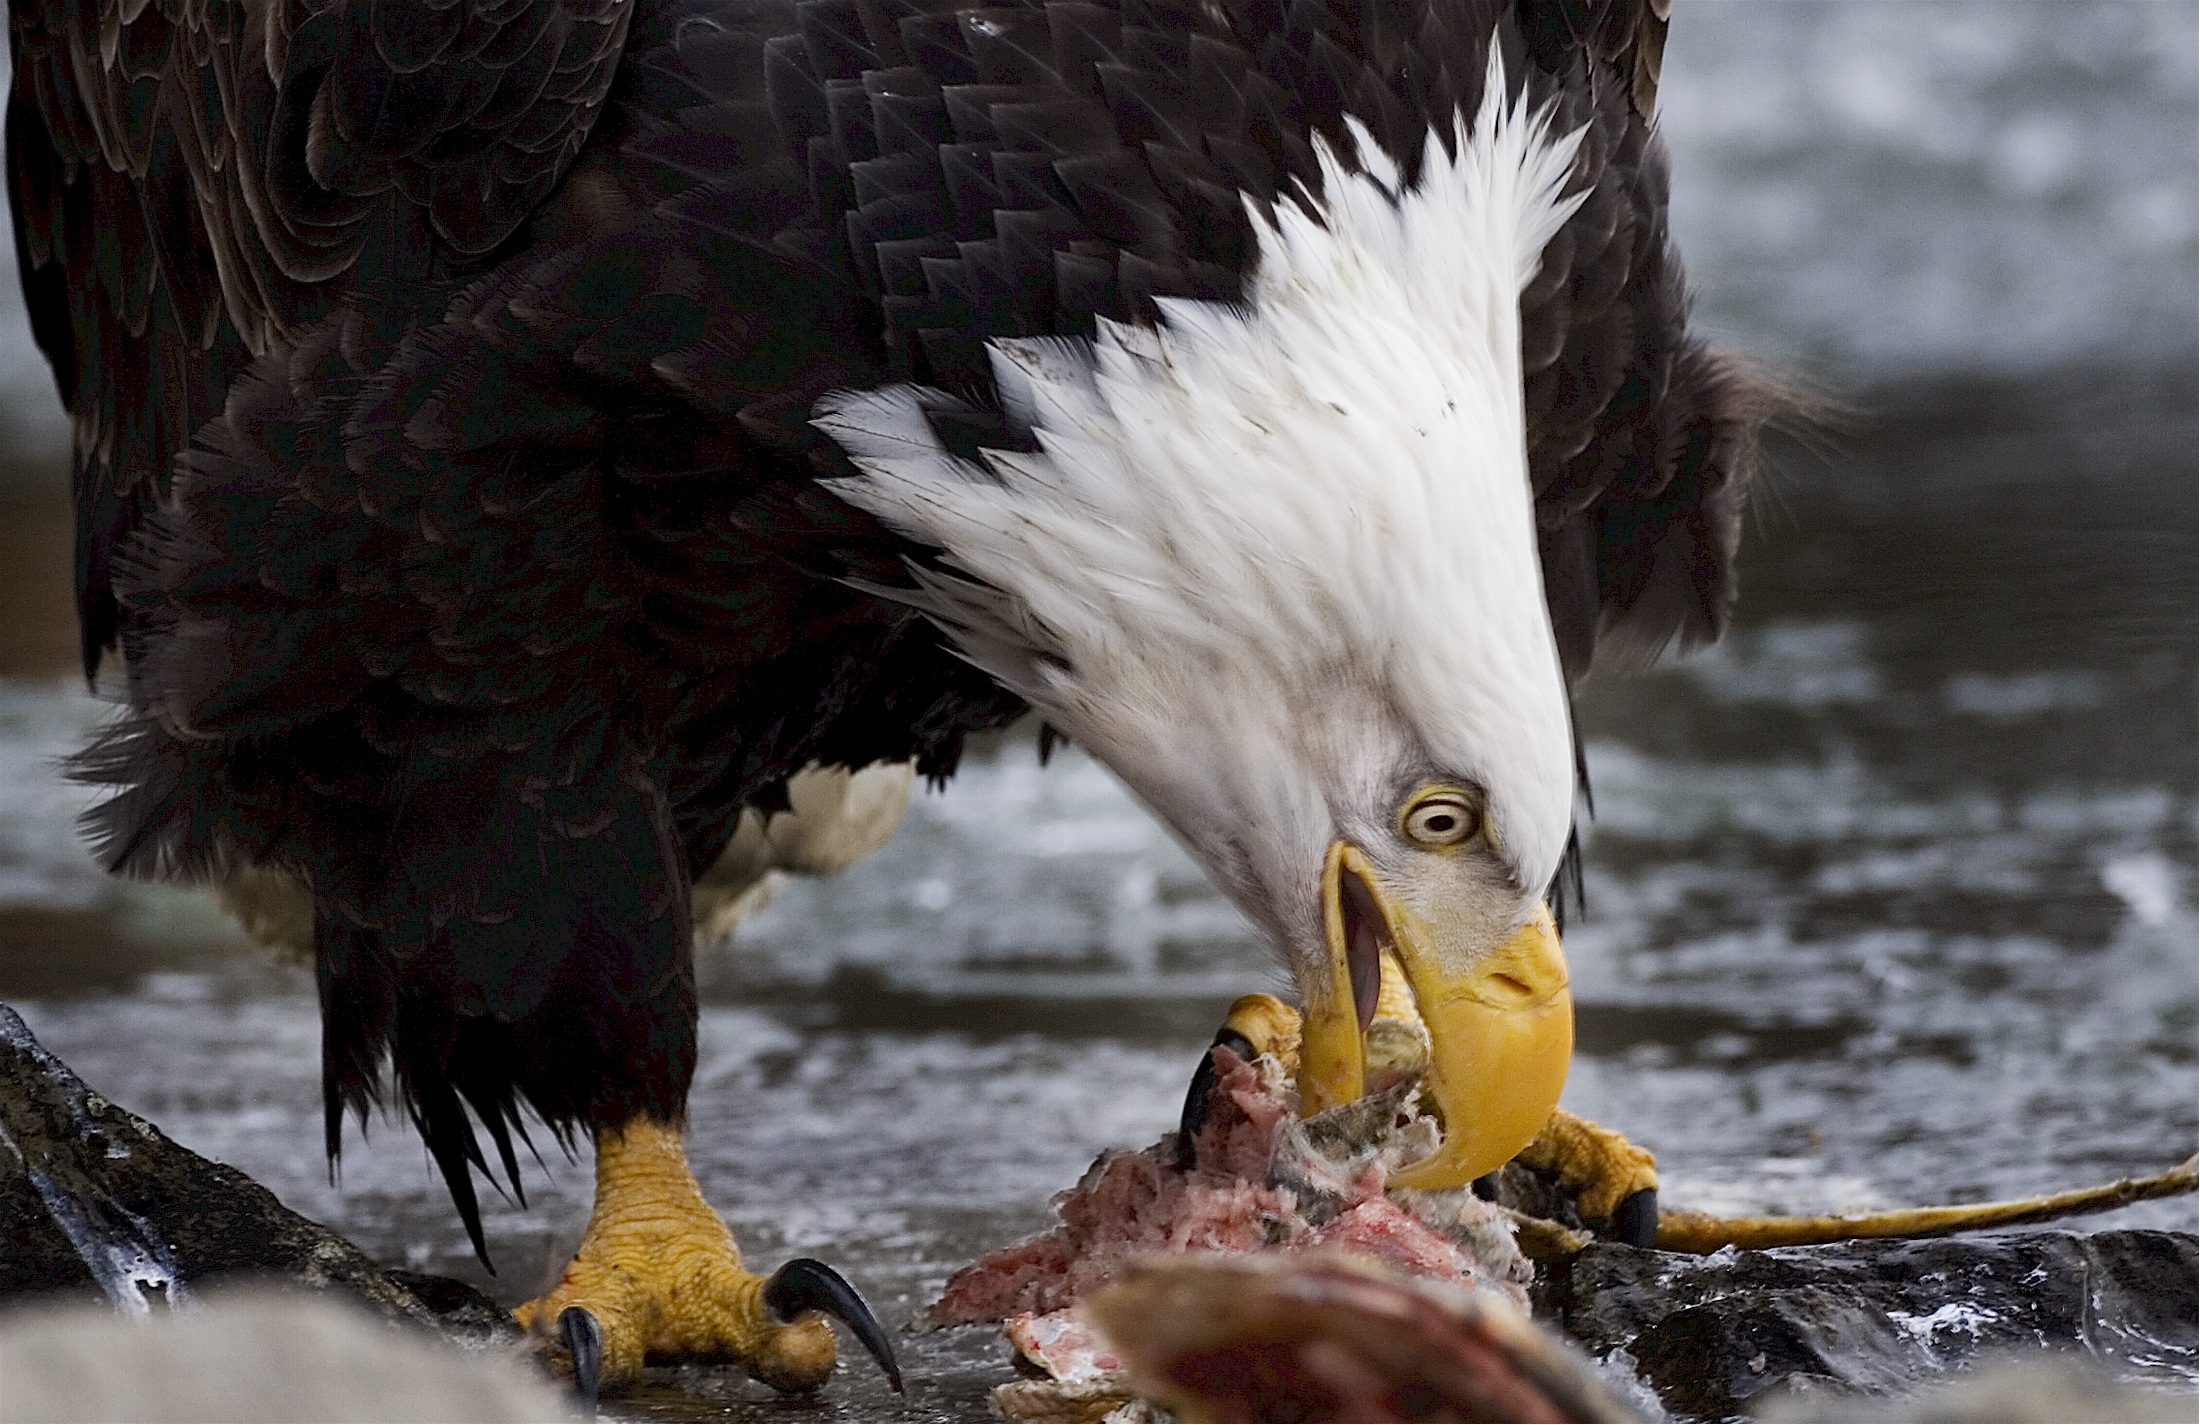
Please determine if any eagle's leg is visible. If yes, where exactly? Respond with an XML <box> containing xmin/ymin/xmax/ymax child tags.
<box><xmin>499</xmin><ymin>765</ymin><xmax>912</xmax><ymax>1402</ymax></box>
<box><xmin>1179</xmin><ymin>968</ymin><xmax>1660</xmax><ymax>1244</ymax></box>
<box><xmin>513</xmin><ymin>1117</ymin><xmax>899</xmax><ymax>1402</ymax></box>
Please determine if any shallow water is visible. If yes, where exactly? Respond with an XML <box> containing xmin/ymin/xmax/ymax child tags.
<box><xmin>0</xmin><ymin>2</ymin><xmax>2194</xmax><ymax>1420</ymax></box>
<box><xmin>1662</xmin><ymin>0</ymin><xmax>2196</xmax><ymax>380</ymax></box>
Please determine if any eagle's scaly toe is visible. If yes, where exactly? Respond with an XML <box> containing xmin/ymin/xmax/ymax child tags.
<box><xmin>1513</xmin><ymin>1110</ymin><xmax>1661</xmax><ymax>1240</ymax></box>
<box><xmin>514</xmin><ymin>1118</ymin><xmax>895</xmax><ymax>1398</ymax></box>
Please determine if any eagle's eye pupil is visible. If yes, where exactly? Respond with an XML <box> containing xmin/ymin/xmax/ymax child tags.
<box><xmin>1403</xmin><ymin>791</ymin><xmax>1479</xmax><ymax>848</ymax></box>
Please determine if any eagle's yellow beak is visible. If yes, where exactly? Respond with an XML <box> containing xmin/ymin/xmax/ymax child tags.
<box><xmin>1298</xmin><ymin>842</ymin><xmax>1573</xmax><ymax>1189</ymax></box>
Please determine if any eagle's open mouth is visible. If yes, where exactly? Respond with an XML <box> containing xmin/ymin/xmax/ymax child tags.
<box><xmin>1336</xmin><ymin>857</ymin><xmax>1387</xmax><ymax>1035</ymax></box>
<box><xmin>1301</xmin><ymin>842</ymin><xmax>1575</xmax><ymax>1190</ymax></box>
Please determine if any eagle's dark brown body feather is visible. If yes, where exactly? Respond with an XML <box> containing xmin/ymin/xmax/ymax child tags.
<box><xmin>8</xmin><ymin>0</ymin><xmax>1751</xmax><ymax>1250</ymax></box>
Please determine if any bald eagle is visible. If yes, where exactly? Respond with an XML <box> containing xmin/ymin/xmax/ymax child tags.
<box><xmin>10</xmin><ymin>0</ymin><xmax>1761</xmax><ymax>1395</ymax></box>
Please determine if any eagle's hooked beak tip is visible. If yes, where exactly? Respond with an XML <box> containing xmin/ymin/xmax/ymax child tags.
<box><xmin>1300</xmin><ymin>841</ymin><xmax>1574</xmax><ymax>1189</ymax></box>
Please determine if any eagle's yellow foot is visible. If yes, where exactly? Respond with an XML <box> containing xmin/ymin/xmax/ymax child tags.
<box><xmin>514</xmin><ymin>1117</ymin><xmax>901</xmax><ymax>1410</ymax></box>
<box><xmin>1513</xmin><ymin>1107</ymin><xmax>1661</xmax><ymax>1247</ymax></box>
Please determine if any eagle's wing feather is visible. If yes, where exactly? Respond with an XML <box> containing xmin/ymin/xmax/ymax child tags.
<box><xmin>7</xmin><ymin>0</ymin><xmax>638</xmax><ymax>675</ymax></box>
<box><xmin>1482</xmin><ymin>0</ymin><xmax>1751</xmax><ymax>686</ymax></box>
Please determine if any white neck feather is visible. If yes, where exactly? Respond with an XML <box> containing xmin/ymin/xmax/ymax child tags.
<box><xmin>818</xmin><ymin>59</ymin><xmax>1587</xmax><ymax>902</ymax></box>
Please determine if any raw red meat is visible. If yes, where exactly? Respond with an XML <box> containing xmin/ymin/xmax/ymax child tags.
<box><xmin>931</xmin><ymin>1049</ymin><xmax>1528</xmax><ymax>1330</ymax></box>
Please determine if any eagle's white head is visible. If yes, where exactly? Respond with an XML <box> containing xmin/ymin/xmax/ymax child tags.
<box><xmin>820</xmin><ymin>66</ymin><xmax>1586</xmax><ymax>1186</ymax></box>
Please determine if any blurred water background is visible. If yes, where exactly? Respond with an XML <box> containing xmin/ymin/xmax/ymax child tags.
<box><xmin>0</xmin><ymin>2</ymin><xmax>2193</xmax><ymax>1418</ymax></box>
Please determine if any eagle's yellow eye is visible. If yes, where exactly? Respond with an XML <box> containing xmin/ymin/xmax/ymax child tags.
<box><xmin>1401</xmin><ymin>787</ymin><xmax>1481</xmax><ymax>849</ymax></box>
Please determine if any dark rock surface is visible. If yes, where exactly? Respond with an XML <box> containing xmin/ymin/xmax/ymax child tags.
<box><xmin>0</xmin><ymin>1001</ymin><xmax>511</xmax><ymax>1344</ymax></box>
<box><xmin>1535</xmin><ymin>1230</ymin><xmax>2199</xmax><ymax>1421</ymax></box>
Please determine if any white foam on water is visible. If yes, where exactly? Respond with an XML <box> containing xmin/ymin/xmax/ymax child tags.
<box><xmin>1944</xmin><ymin>671</ymin><xmax>2110</xmax><ymax>720</ymax></box>
<box><xmin>1679</xmin><ymin>620</ymin><xmax>1883</xmax><ymax>710</ymax></box>
<box><xmin>1889</xmin><ymin>1300</ymin><xmax>2002</xmax><ymax>1346</ymax></box>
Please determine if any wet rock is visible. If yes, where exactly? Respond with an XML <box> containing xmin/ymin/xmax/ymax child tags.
<box><xmin>0</xmin><ymin>1001</ymin><xmax>510</xmax><ymax>1344</ymax></box>
<box><xmin>1534</xmin><ymin>1230</ymin><xmax>2198</xmax><ymax>1421</ymax></box>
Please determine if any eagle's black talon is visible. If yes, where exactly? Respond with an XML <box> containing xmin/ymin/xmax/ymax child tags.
<box><xmin>558</xmin><ymin>1306</ymin><xmax>603</xmax><ymax>1420</ymax></box>
<box><xmin>1609</xmin><ymin>1187</ymin><xmax>1659</xmax><ymax>1248</ymax></box>
<box><xmin>1176</xmin><ymin>1029</ymin><xmax>1259</xmax><ymax>1171</ymax></box>
<box><xmin>763</xmin><ymin>1257</ymin><xmax>904</xmax><ymax>1394</ymax></box>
